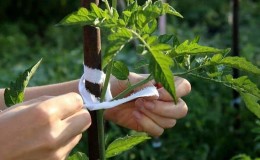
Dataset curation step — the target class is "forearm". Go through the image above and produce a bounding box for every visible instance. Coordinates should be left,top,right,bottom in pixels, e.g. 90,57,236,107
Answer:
0,80,79,110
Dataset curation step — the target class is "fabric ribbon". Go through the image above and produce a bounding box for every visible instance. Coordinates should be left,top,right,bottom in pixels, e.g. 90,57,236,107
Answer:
78,65,159,111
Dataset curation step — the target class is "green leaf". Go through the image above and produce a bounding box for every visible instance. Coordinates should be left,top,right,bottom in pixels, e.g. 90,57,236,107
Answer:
151,43,172,51
59,7,91,26
108,28,132,41
68,152,89,160
143,19,157,34
149,50,177,102
112,61,130,80
105,134,150,158
90,3,104,18
218,56,260,75
103,28,133,67
173,40,225,56
158,34,174,43
154,1,183,18
240,92,260,118
4,59,42,107
223,75,260,118
231,154,252,160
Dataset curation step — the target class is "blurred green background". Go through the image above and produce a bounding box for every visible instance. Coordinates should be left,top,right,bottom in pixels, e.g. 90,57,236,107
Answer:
0,0,259,159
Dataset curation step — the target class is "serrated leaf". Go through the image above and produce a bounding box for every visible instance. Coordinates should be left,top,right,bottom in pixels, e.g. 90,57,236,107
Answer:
154,1,183,18
103,28,133,68
149,50,177,102
59,7,91,26
105,134,150,158
108,28,132,41
4,59,42,107
173,40,224,56
112,61,129,80
218,56,260,75
240,92,260,118
146,36,158,45
158,34,174,43
224,75,260,98
90,3,104,18
151,43,172,51
231,154,252,160
143,19,157,34
222,75,260,118
68,152,89,160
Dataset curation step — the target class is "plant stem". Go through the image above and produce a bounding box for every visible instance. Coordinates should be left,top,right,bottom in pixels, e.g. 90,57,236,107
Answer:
103,0,113,15
112,75,153,100
95,59,114,160
112,0,117,9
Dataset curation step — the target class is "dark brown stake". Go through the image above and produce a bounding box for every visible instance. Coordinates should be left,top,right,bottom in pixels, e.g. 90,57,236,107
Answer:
81,0,101,159
232,0,240,129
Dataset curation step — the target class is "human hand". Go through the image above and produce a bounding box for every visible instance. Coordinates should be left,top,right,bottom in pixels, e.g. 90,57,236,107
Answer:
105,73,191,137
0,93,91,160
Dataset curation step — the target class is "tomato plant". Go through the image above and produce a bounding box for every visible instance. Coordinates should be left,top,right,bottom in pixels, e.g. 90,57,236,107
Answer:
4,0,260,159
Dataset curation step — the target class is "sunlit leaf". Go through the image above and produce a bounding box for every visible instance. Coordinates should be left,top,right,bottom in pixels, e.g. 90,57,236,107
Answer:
112,61,129,80
149,50,177,102
223,75,260,118
173,40,225,56
68,152,89,160
219,56,260,75
105,134,150,158
4,59,42,107
240,92,260,118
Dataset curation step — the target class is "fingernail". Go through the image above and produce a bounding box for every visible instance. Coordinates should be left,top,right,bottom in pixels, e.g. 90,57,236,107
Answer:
144,100,155,110
133,111,142,120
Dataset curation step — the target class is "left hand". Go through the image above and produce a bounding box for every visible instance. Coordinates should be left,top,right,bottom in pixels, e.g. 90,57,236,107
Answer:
104,73,191,137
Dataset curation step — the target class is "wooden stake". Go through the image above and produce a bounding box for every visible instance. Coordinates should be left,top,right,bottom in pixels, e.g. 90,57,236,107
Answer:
81,0,102,159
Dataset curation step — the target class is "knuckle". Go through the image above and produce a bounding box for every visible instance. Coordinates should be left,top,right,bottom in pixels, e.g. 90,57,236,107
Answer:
30,105,54,124
67,92,83,106
42,135,59,151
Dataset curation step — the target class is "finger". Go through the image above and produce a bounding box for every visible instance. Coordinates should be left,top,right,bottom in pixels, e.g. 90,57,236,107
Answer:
52,134,82,160
3,96,54,113
59,109,91,143
132,111,164,137
135,98,188,119
39,92,84,120
158,77,191,101
139,106,177,129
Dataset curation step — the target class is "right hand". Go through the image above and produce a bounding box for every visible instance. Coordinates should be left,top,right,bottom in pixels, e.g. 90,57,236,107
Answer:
0,92,91,160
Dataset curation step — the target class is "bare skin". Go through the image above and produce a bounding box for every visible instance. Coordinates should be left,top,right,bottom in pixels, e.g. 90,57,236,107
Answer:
0,73,191,159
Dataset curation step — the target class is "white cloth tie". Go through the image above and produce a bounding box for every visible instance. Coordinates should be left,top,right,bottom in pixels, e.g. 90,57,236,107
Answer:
78,65,159,111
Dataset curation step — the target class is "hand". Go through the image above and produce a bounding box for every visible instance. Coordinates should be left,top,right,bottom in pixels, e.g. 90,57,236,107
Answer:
0,93,91,160
105,73,191,137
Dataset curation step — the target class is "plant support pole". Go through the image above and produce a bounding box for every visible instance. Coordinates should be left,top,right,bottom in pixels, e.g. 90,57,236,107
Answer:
232,0,240,128
81,0,105,159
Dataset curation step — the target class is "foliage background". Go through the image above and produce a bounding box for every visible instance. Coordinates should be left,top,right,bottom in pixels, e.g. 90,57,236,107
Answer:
0,0,259,159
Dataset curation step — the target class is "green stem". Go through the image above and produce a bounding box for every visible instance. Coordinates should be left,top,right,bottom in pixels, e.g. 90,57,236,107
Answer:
112,75,153,100
103,0,113,16
112,0,117,9
96,59,114,160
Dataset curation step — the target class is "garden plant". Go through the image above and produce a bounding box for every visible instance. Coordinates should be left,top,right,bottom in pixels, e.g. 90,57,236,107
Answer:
3,0,260,159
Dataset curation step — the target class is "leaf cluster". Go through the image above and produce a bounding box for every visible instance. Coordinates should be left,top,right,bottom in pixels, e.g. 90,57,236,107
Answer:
4,60,42,106
60,0,260,119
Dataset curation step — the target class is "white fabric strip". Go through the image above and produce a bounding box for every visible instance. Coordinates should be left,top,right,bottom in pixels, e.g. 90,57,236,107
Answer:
79,65,159,111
